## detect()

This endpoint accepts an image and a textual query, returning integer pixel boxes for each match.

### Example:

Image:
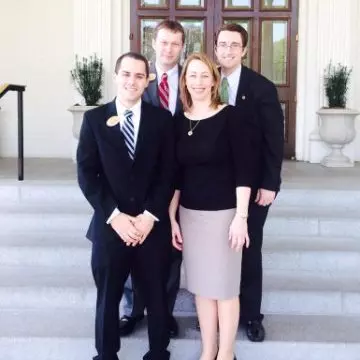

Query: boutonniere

[149,73,156,82]
[106,116,120,127]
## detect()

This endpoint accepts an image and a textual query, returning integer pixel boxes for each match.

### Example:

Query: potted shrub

[68,54,104,160]
[317,62,359,167]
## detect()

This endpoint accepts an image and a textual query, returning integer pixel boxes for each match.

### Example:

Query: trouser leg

[240,202,270,322]
[92,240,133,360]
[135,227,171,360]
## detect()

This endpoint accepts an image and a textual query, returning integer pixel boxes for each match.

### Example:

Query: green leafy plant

[323,62,352,108]
[71,54,103,106]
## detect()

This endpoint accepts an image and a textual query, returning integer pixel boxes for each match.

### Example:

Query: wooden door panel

[130,0,298,157]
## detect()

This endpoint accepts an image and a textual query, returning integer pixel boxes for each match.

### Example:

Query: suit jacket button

[130,197,135,202]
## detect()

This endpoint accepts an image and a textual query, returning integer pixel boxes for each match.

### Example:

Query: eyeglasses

[217,42,243,51]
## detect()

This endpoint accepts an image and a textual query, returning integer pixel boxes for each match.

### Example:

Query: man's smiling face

[215,30,247,74]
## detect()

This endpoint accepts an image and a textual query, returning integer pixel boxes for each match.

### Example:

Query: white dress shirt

[106,98,158,224]
[221,64,242,106]
[155,63,179,115]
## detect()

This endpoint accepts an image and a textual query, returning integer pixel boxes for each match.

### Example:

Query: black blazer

[234,66,284,192]
[142,64,183,115]
[77,100,175,243]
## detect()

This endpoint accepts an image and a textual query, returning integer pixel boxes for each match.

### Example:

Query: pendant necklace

[188,119,201,136]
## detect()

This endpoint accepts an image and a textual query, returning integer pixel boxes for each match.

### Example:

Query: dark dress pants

[91,225,171,360]
[131,246,182,318]
[240,200,270,322]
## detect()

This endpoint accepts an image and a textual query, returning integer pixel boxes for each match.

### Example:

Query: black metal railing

[0,84,26,181]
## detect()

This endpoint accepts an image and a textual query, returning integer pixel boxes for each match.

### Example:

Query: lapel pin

[149,73,156,81]
[242,95,246,100]
[106,116,120,127]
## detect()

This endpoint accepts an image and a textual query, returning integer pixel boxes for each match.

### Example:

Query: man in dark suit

[77,52,175,360]
[215,23,284,342]
[119,20,184,339]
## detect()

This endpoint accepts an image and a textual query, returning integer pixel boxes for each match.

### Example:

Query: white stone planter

[317,108,359,167]
[68,105,97,161]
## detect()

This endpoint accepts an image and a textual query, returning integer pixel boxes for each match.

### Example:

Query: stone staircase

[1,177,360,360]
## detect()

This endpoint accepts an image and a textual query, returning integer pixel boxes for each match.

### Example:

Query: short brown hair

[154,20,185,44]
[114,52,149,78]
[180,53,222,112]
[215,23,248,48]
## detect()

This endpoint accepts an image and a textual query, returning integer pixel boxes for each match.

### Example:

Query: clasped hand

[255,188,276,207]
[228,213,250,252]
[110,213,154,246]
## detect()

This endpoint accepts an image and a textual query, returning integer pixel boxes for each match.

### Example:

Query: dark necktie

[159,73,169,109]
[220,77,229,104]
[122,110,135,160]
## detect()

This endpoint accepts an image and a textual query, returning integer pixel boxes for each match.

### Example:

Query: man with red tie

[119,20,185,339]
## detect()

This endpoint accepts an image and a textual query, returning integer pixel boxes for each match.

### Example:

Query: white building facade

[0,0,360,163]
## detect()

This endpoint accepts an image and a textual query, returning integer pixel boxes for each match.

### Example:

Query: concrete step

[2,182,360,238]
[1,309,360,360]
[3,232,360,250]
[2,182,360,211]
[0,211,90,235]
[0,182,83,204]
[176,269,360,316]
[1,265,359,316]
[1,204,360,238]
[275,188,360,209]
[0,232,89,247]
[1,236,359,273]
[265,206,360,237]
[262,238,360,272]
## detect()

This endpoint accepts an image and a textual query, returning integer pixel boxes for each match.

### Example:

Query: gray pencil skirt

[179,206,242,300]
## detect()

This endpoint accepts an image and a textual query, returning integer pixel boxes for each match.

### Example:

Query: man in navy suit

[120,20,184,339]
[77,52,175,360]
[215,23,284,342]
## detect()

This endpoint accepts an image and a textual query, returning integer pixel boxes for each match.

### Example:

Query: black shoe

[119,314,144,336]
[245,320,265,342]
[169,316,179,338]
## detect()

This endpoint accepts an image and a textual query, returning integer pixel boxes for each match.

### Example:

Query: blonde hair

[180,53,222,112]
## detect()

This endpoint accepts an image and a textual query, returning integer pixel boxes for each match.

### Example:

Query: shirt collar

[222,64,242,88]
[155,63,179,81]
[116,98,142,117]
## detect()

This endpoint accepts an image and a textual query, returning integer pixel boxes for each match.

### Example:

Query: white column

[353,1,360,160]
[73,0,131,100]
[109,0,131,95]
[71,0,131,160]
[296,0,360,162]
[73,0,132,99]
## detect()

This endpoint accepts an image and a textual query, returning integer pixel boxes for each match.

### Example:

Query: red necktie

[158,73,169,109]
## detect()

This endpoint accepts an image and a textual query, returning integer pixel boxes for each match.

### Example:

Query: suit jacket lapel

[175,65,182,114]
[134,101,152,160]
[235,65,251,105]
[147,63,160,107]
[102,99,133,167]
[103,99,121,150]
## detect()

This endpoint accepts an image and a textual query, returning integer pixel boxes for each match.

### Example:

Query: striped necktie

[158,73,169,109]
[122,110,135,160]
[220,77,229,104]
